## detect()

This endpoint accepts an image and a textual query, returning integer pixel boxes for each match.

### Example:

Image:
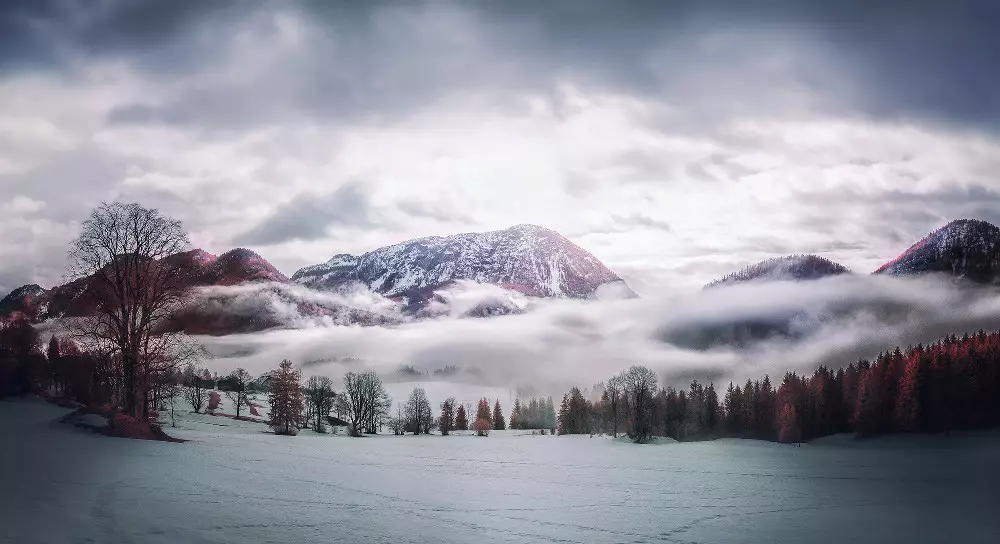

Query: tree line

[5,323,999,443]
[555,330,1000,443]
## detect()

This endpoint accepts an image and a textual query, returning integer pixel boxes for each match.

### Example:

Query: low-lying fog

[194,275,1000,398]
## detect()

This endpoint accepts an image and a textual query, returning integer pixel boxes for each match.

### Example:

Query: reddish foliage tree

[777,403,801,444]
[474,417,491,437]
[475,398,492,436]
[454,404,469,430]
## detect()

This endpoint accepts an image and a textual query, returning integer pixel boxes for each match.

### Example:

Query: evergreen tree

[777,403,800,444]
[455,403,469,430]
[510,398,522,429]
[474,398,492,436]
[705,383,719,434]
[46,335,61,395]
[440,397,456,435]
[546,397,557,432]
[492,400,506,430]
[557,394,570,435]
[854,364,882,437]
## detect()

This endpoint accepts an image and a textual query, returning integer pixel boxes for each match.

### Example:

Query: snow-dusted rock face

[292,224,633,306]
[706,255,850,288]
[874,219,1000,283]
[0,284,48,317]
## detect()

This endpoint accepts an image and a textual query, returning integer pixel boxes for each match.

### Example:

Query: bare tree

[343,370,390,436]
[68,202,192,419]
[622,365,658,443]
[303,375,336,433]
[268,360,305,436]
[223,368,255,418]
[604,374,624,438]
[404,387,433,435]
[182,364,207,413]
[333,392,350,420]
[387,404,406,435]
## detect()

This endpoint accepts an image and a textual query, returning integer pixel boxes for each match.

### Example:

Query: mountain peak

[707,254,849,288]
[292,225,629,305]
[210,248,288,285]
[0,284,48,316]
[874,218,1000,281]
[217,248,264,262]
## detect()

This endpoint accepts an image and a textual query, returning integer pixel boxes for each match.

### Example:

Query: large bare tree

[604,374,624,438]
[622,365,658,443]
[69,202,193,418]
[343,370,390,436]
[303,375,336,432]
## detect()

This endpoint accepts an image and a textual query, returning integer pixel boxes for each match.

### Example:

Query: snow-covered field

[2,397,998,544]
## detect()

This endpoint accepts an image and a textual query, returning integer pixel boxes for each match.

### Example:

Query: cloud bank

[3,1,1000,294]
[194,275,1000,399]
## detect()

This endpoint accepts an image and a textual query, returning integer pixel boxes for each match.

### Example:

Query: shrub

[474,417,491,437]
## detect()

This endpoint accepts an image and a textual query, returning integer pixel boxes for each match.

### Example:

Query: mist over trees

[551,330,1000,444]
[510,396,556,432]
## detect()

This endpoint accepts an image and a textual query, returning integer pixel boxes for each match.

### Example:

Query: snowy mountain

[874,219,1000,283]
[706,255,850,288]
[292,224,634,308]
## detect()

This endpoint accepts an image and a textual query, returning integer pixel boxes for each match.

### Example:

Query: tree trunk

[123,352,137,416]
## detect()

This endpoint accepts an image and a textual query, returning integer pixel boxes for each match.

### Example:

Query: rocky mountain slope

[292,224,634,309]
[1,248,289,323]
[706,255,850,288]
[874,219,1000,283]
[1,225,631,333]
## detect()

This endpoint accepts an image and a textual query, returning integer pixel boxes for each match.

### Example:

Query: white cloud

[2,2,1000,296]
[193,274,1000,398]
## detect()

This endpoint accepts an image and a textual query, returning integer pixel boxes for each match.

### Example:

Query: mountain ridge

[291,223,634,308]
[706,254,850,288]
[873,218,1000,282]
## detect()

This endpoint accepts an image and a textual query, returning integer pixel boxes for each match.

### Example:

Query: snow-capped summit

[292,224,633,305]
[706,255,850,288]
[874,219,1000,282]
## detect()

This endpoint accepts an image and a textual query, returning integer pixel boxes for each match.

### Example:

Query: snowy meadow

[2,397,998,544]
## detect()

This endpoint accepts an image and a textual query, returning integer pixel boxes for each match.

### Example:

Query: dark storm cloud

[0,0,246,74]
[234,183,374,246]
[789,184,1000,249]
[4,1,998,130]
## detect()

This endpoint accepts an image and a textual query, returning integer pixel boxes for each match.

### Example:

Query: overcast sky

[3,0,1000,296]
